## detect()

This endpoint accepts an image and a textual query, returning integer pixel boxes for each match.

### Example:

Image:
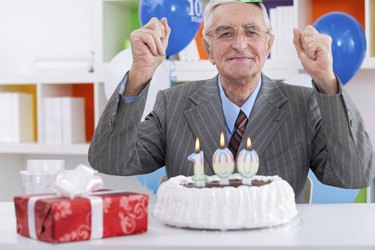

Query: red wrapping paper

[14,191,148,243]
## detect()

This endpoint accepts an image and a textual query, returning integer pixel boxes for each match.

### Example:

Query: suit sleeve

[308,82,375,188]
[88,78,167,176]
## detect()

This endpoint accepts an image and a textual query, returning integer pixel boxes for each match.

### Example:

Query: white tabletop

[1,202,375,250]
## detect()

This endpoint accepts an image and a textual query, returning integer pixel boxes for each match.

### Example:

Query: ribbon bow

[55,164,103,199]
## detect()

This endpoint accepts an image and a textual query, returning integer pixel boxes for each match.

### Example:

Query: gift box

[14,191,149,243]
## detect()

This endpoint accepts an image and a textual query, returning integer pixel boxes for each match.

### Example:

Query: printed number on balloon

[139,0,203,56]
[187,0,203,22]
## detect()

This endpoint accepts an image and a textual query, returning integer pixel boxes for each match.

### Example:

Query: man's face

[203,3,274,82]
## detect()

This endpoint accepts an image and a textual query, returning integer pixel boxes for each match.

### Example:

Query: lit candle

[212,132,234,185]
[237,137,259,185]
[187,137,207,187]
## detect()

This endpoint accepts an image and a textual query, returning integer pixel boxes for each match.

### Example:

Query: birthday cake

[153,135,298,230]
[153,174,298,230]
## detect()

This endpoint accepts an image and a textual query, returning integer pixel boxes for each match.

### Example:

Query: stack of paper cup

[20,160,65,194]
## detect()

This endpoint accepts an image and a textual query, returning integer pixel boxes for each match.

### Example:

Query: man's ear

[266,34,274,56]
[202,38,215,65]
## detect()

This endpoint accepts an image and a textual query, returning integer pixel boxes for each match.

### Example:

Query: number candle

[187,137,207,187]
[237,137,259,185]
[212,132,234,185]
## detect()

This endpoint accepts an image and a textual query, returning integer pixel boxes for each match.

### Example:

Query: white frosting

[153,175,298,230]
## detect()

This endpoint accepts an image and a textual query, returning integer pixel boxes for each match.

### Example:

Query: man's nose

[232,30,248,51]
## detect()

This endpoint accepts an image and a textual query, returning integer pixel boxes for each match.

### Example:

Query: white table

[1,202,374,249]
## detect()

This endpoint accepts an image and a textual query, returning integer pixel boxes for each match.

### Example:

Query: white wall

[0,0,95,75]
[345,70,375,145]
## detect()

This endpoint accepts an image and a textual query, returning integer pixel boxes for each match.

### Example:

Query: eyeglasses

[206,24,270,41]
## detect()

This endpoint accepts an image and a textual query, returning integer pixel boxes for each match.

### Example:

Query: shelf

[0,71,105,84]
[362,57,375,69]
[174,56,375,81]
[173,60,217,82]
[39,83,96,143]
[173,59,301,81]
[0,143,89,155]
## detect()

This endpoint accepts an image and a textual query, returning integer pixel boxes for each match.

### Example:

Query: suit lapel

[183,74,289,173]
[184,76,225,174]
[240,74,289,157]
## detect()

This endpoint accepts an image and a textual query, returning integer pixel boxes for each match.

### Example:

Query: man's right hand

[124,17,171,96]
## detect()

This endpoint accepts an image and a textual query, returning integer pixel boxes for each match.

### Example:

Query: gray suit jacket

[89,74,375,202]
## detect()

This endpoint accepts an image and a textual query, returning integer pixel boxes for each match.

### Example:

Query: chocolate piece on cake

[182,179,272,188]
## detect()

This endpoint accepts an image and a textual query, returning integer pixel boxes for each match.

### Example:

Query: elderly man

[89,0,375,202]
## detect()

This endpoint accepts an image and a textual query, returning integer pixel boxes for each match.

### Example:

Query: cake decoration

[236,137,259,185]
[212,132,234,185]
[187,137,207,187]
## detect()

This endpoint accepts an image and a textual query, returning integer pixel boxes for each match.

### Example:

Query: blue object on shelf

[308,171,359,203]
[136,167,166,194]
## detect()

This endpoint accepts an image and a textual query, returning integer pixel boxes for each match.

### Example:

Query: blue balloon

[313,12,366,85]
[139,0,203,56]
[135,167,166,194]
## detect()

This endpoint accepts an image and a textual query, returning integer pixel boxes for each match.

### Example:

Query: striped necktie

[228,110,248,158]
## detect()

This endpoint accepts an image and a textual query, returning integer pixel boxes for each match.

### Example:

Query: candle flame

[195,137,200,153]
[220,132,225,149]
[246,137,252,150]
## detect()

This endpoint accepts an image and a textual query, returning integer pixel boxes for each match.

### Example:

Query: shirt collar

[218,76,262,134]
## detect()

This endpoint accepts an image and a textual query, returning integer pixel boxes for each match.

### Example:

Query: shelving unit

[0,0,374,202]
[174,59,302,82]
[0,143,89,155]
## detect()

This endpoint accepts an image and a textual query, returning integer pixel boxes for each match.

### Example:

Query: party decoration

[187,137,207,187]
[14,189,148,243]
[237,138,259,185]
[212,132,234,185]
[313,12,366,85]
[104,48,133,102]
[139,0,203,56]
[104,47,171,120]
[135,167,166,194]
[308,171,361,203]
[55,164,103,198]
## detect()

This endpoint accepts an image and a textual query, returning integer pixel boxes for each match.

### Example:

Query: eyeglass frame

[205,23,271,42]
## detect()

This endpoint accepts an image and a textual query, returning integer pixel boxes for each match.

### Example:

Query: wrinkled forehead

[211,2,265,27]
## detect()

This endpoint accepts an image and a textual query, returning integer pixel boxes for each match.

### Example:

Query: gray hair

[203,0,272,39]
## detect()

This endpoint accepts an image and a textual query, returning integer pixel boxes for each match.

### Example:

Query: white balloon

[283,73,312,88]
[104,48,171,120]
[104,48,132,100]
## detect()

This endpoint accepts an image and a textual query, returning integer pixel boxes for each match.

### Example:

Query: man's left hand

[293,25,338,95]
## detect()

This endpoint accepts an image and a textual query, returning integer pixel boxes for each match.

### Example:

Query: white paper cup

[27,159,65,173]
[20,159,65,194]
[20,170,58,194]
